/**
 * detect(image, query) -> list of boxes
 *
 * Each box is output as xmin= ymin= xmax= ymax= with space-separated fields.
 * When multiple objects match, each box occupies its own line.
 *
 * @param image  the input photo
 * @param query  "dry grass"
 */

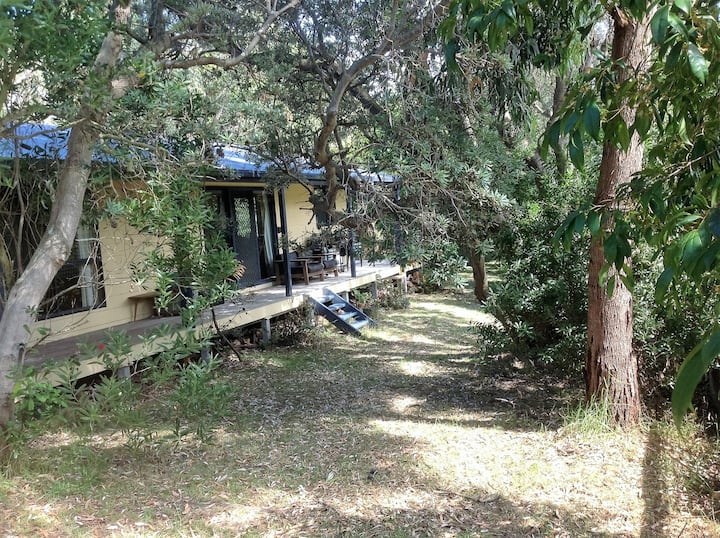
xmin=1 ymin=289 xmax=719 ymax=537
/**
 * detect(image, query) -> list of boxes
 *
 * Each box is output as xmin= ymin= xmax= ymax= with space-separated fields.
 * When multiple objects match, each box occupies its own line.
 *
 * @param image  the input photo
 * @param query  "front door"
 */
xmin=230 ymin=193 xmax=262 ymax=286
xmin=208 ymin=188 xmax=278 ymax=287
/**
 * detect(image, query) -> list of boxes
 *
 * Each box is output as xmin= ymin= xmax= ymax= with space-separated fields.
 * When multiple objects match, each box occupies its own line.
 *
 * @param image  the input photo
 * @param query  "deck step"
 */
xmin=350 ymin=319 xmax=369 ymax=331
xmin=309 ymin=288 xmax=375 ymax=336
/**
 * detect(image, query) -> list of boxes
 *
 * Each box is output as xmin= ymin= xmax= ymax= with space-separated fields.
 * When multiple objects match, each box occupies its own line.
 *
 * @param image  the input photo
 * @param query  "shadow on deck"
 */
xmin=25 ymin=261 xmax=407 ymax=380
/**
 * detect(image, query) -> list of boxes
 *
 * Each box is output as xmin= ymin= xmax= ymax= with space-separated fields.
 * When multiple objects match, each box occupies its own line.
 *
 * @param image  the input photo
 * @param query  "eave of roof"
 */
xmin=1 ymin=125 xmax=397 ymax=185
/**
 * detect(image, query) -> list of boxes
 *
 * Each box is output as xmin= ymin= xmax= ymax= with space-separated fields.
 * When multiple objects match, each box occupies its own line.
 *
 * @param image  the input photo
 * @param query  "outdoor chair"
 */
xmin=274 ymin=251 xmax=325 ymax=285
xmin=312 ymin=247 xmax=340 ymax=277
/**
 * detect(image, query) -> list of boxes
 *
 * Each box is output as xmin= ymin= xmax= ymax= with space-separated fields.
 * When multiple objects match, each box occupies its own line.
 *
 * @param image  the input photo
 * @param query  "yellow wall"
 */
xmin=32 ymin=218 xmax=159 ymax=345
xmin=282 ymin=184 xmax=347 ymax=247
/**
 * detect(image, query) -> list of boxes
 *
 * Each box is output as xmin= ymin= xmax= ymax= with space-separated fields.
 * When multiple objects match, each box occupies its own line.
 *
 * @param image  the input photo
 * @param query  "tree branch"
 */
xmin=160 ymin=0 xmax=301 ymax=69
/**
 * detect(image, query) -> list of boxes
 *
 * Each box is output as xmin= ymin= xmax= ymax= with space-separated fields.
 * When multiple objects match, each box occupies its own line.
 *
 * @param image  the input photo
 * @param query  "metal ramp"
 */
xmin=309 ymin=288 xmax=375 ymax=335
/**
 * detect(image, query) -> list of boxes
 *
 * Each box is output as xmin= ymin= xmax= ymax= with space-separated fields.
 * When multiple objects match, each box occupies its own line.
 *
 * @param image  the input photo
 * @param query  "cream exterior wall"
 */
xmin=32 ymin=218 xmax=159 ymax=345
xmin=282 ymin=184 xmax=347 ymax=247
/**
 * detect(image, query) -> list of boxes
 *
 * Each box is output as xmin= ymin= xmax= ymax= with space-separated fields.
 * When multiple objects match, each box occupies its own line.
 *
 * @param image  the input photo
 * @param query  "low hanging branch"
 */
xmin=307 ymin=1 xmax=451 ymax=219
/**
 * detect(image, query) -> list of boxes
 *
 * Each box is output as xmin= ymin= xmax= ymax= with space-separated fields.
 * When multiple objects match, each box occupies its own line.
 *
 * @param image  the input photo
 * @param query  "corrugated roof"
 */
xmin=0 ymin=124 xmax=397 ymax=183
xmin=0 ymin=123 xmax=69 ymax=159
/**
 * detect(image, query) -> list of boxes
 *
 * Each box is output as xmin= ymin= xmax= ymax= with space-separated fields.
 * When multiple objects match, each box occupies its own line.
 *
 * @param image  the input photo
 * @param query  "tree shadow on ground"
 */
xmin=640 ymin=427 xmax=671 ymax=538
xmin=2 ymin=291 xmax=681 ymax=536
xmin=6 ymin=417 xmax=638 ymax=537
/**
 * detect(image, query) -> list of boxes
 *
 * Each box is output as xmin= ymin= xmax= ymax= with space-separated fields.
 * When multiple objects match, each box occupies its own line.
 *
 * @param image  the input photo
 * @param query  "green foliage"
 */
xmin=1 ymin=1 xmax=111 ymax=117
xmin=422 ymin=242 xmax=469 ymax=291
xmin=351 ymin=281 xmax=410 ymax=314
xmin=12 ymin=367 xmax=70 ymax=422
xmin=481 ymin=193 xmax=589 ymax=371
xmin=445 ymin=0 xmax=720 ymax=425
xmin=123 ymin=170 xmax=239 ymax=327
xmin=362 ymin=79 xmax=527 ymax=283
xmin=562 ymin=397 xmax=614 ymax=436
xmin=167 ymin=358 xmax=235 ymax=443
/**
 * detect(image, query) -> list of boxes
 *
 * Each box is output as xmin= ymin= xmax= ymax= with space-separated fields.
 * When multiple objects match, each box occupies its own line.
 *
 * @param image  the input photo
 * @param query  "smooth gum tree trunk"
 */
xmin=585 ymin=9 xmax=650 ymax=427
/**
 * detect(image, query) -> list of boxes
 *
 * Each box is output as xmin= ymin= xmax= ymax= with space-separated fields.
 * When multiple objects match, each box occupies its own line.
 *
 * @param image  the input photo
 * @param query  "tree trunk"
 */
xmin=585 ymin=9 xmax=649 ymax=427
xmin=469 ymin=251 xmax=489 ymax=302
xmin=0 ymin=7 xmax=130 ymax=430
xmin=0 ymin=124 xmax=95 ymax=427
xmin=550 ymin=75 xmax=568 ymax=178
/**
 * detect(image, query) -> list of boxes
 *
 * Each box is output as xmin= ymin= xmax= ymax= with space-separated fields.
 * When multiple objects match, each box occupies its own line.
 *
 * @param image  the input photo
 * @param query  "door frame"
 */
xmin=206 ymin=187 xmax=278 ymax=287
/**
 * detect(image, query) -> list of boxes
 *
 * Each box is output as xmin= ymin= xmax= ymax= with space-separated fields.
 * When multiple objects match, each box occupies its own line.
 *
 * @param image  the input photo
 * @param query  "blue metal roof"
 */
xmin=215 ymin=147 xmax=271 ymax=176
xmin=1 ymin=124 xmax=397 ymax=183
xmin=0 ymin=124 xmax=70 ymax=160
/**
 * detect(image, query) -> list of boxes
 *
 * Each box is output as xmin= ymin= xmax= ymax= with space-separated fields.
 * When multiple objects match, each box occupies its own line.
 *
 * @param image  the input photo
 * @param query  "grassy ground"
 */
xmin=1 ymin=288 xmax=719 ymax=537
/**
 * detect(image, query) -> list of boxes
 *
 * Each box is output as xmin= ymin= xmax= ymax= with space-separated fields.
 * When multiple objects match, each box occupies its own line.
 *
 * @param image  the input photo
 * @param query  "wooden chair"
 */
xmin=274 ymin=252 xmax=326 ymax=285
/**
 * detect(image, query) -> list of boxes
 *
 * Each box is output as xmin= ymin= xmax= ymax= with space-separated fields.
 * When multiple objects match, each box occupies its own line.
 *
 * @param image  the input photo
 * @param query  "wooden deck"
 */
xmin=25 ymin=261 xmax=407 ymax=380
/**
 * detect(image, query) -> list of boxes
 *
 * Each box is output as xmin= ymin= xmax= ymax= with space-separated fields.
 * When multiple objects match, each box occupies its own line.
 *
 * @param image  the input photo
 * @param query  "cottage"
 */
xmin=0 ymin=124 xmax=408 ymax=379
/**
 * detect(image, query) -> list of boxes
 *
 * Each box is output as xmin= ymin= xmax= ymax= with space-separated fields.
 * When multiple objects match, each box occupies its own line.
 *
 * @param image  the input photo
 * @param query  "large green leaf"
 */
xmin=687 ymin=43 xmax=708 ymax=84
xmin=583 ymin=102 xmax=601 ymax=141
xmin=587 ymin=210 xmax=601 ymax=235
xmin=651 ymin=5 xmax=670 ymax=44
xmin=607 ymin=116 xmax=631 ymax=150
xmin=655 ymin=266 xmax=674 ymax=303
xmin=674 ymin=0 xmax=692 ymax=14
xmin=707 ymin=207 xmax=720 ymax=237
xmin=543 ymin=119 xmax=563 ymax=154
xmin=680 ymin=229 xmax=703 ymax=265
xmin=568 ymin=129 xmax=584 ymax=169
xmin=444 ymin=39 xmax=460 ymax=71
xmin=673 ymin=328 xmax=720 ymax=427
xmin=604 ymin=234 xmax=618 ymax=266
xmin=633 ymin=105 xmax=652 ymax=139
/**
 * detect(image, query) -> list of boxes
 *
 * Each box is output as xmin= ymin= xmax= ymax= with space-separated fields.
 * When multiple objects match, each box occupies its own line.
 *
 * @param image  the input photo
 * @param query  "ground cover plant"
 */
xmin=1 ymin=288 xmax=719 ymax=537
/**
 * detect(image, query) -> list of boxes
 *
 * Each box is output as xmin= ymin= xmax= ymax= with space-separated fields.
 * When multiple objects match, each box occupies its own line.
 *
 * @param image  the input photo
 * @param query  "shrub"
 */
xmin=422 ymin=241 xmax=469 ymax=291
xmin=480 ymin=200 xmax=588 ymax=374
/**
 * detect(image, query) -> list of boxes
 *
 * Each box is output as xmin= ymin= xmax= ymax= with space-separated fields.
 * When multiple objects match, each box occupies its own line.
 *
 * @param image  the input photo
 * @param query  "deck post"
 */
xmin=261 ymin=318 xmax=271 ymax=344
xmin=305 ymin=299 xmax=316 ymax=327
xmin=278 ymin=187 xmax=293 ymax=297
xmin=348 ymin=191 xmax=357 ymax=278
xmin=116 ymin=365 xmax=131 ymax=379
xmin=370 ymin=281 xmax=378 ymax=300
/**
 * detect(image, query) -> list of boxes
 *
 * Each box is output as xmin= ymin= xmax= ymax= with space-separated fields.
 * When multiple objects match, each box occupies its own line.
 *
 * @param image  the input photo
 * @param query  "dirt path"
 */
xmin=2 ymin=291 xmax=718 ymax=537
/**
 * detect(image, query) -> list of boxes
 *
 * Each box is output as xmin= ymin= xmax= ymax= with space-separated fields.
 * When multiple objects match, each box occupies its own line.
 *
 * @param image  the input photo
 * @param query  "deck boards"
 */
xmin=24 ymin=262 xmax=405 ymax=378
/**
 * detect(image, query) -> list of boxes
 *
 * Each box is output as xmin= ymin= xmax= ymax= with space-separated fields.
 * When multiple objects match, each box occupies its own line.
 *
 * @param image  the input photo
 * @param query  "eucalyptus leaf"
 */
xmin=655 ymin=266 xmax=674 ymax=303
xmin=604 ymin=234 xmax=618 ymax=266
xmin=650 ymin=5 xmax=669 ymax=44
xmin=587 ymin=210 xmax=601 ymax=235
xmin=615 ymin=118 xmax=631 ymax=151
xmin=674 ymin=0 xmax=692 ymax=15
xmin=568 ymin=129 xmax=584 ymax=169
xmin=633 ymin=105 xmax=652 ymax=138
xmin=707 ymin=208 xmax=720 ymax=237
xmin=673 ymin=329 xmax=720 ymax=427
xmin=583 ymin=102 xmax=601 ymax=141
xmin=687 ymin=43 xmax=708 ymax=84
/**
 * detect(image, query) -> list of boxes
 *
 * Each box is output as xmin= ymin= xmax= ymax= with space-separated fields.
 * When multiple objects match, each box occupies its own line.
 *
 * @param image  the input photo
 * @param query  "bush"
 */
xmin=422 ymin=242 xmax=469 ymax=291
xmin=480 ymin=199 xmax=588 ymax=374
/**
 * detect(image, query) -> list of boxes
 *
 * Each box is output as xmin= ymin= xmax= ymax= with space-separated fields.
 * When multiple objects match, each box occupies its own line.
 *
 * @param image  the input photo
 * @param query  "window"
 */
xmin=41 ymin=225 xmax=105 ymax=318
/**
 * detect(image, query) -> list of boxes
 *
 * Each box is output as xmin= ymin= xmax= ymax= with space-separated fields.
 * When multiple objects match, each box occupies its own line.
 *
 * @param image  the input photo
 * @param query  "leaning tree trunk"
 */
xmin=0 ymin=126 xmax=95 ymax=428
xmin=585 ymin=9 xmax=650 ymax=427
xmin=0 ymin=11 xmax=129 ymax=431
